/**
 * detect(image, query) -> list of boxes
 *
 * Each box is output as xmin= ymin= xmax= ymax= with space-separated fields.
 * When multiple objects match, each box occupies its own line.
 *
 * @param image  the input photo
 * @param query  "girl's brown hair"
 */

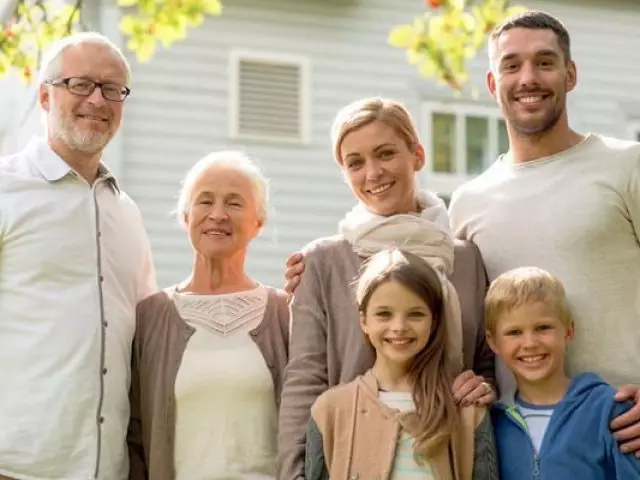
xmin=356 ymin=249 xmax=458 ymax=462
xmin=331 ymin=97 xmax=420 ymax=165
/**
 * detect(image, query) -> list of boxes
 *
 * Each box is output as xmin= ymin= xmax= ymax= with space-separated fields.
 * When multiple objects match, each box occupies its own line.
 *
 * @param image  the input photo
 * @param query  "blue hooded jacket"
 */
xmin=491 ymin=372 xmax=640 ymax=479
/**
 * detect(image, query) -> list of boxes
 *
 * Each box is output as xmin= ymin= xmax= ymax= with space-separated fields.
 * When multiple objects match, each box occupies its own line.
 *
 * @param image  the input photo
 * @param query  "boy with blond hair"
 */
xmin=485 ymin=267 xmax=640 ymax=479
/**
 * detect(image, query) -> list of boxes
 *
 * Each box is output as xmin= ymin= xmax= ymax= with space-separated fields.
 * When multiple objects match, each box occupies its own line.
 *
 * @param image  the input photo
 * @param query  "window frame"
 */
xmin=421 ymin=101 xmax=507 ymax=195
xmin=228 ymin=49 xmax=311 ymax=145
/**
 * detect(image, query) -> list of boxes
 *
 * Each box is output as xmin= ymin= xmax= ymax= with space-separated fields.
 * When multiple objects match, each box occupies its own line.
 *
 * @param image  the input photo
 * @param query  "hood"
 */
xmin=496 ymin=372 xmax=608 ymax=411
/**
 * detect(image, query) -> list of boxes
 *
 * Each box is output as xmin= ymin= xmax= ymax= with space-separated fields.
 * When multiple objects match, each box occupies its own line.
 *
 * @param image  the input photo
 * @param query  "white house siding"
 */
xmin=101 ymin=0 xmax=640 ymax=288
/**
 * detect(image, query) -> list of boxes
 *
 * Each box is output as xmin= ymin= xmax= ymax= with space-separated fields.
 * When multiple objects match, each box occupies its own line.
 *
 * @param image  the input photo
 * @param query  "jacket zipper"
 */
xmin=505 ymin=406 xmax=541 ymax=480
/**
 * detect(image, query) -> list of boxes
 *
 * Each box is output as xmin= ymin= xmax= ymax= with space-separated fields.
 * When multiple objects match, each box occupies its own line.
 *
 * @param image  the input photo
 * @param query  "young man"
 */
xmin=0 ymin=33 xmax=156 ymax=479
xmin=485 ymin=267 xmax=640 ymax=479
xmin=283 ymin=10 xmax=640 ymax=457
xmin=447 ymin=10 xmax=640 ymax=453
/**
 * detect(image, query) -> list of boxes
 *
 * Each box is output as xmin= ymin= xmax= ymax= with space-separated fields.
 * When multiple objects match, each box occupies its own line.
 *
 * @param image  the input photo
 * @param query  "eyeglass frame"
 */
xmin=44 ymin=77 xmax=132 ymax=102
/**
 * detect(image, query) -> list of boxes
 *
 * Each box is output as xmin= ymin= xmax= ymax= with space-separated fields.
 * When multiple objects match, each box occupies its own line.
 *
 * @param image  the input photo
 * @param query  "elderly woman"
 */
xmin=127 ymin=151 xmax=289 ymax=480
xmin=277 ymin=97 xmax=496 ymax=479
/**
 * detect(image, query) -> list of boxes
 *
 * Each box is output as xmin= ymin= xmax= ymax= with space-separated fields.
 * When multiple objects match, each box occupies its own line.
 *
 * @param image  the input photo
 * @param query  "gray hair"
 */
xmin=38 ymin=31 xmax=132 ymax=85
xmin=176 ymin=150 xmax=270 ymax=228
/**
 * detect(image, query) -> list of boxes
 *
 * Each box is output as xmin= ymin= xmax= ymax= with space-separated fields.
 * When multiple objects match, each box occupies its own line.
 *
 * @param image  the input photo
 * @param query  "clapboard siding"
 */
xmin=106 ymin=0 xmax=640 ymax=288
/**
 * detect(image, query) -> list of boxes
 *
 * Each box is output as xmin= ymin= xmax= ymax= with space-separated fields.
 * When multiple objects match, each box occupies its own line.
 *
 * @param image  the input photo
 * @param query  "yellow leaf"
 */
xmin=138 ymin=0 xmax=157 ymax=16
xmin=407 ymin=48 xmax=423 ymax=65
xmin=461 ymin=12 xmax=476 ymax=31
xmin=184 ymin=11 xmax=205 ymax=26
xmin=428 ymin=15 xmax=445 ymax=36
xmin=388 ymin=24 xmax=415 ymax=48
xmin=134 ymin=38 xmax=156 ymax=62
xmin=155 ymin=24 xmax=176 ymax=47
xmin=448 ymin=0 xmax=464 ymax=11
xmin=419 ymin=58 xmax=437 ymax=77
xmin=120 ymin=16 xmax=138 ymax=35
xmin=127 ymin=36 xmax=140 ymax=52
xmin=202 ymin=0 xmax=222 ymax=15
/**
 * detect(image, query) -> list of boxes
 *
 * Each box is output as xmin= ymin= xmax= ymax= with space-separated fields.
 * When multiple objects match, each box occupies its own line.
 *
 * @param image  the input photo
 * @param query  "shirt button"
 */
xmin=99 ymin=275 xmax=104 ymax=282
xmin=103 ymin=321 xmax=108 ymax=327
xmin=99 ymin=416 xmax=104 ymax=424
xmin=250 ymin=331 xmax=257 ymax=337
xmin=102 ymin=368 xmax=108 ymax=375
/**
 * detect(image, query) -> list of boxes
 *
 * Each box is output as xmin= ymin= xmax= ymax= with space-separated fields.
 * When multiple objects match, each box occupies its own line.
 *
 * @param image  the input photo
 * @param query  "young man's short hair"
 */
xmin=488 ymin=10 xmax=572 ymax=64
xmin=485 ymin=266 xmax=573 ymax=333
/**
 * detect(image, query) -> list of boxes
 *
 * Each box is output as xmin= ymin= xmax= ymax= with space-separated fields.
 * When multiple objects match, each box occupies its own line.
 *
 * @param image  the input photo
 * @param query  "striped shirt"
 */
xmin=379 ymin=391 xmax=435 ymax=479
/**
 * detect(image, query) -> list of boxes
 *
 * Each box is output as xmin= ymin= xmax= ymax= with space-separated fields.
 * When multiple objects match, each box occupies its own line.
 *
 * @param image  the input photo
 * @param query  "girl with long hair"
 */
xmin=304 ymin=249 xmax=497 ymax=480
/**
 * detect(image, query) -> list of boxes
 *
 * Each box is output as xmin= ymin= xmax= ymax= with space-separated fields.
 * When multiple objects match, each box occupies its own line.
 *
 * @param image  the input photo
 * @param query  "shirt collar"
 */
xmin=27 ymin=137 xmax=120 ymax=192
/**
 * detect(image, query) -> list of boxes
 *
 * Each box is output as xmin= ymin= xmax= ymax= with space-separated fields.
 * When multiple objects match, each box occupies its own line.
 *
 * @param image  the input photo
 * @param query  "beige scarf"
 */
xmin=339 ymin=190 xmax=463 ymax=374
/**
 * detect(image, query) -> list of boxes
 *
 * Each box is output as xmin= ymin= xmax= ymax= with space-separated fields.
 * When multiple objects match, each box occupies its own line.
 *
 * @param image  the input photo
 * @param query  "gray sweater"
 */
xmin=276 ymin=235 xmax=493 ymax=480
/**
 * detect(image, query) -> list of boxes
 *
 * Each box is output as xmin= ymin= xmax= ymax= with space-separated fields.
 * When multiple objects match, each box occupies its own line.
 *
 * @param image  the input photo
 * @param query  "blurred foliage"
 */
xmin=1 ymin=0 xmax=525 ymax=90
xmin=389 ymin=0 xmax=527 ymax=91
xmin=0 ymin=0 xmax=222 ymax=82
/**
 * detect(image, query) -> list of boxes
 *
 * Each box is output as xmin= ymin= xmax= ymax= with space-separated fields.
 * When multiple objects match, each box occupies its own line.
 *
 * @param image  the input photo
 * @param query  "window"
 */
xmin=229 ymin=50 xmax=310 ymax=144
xmin=421 ymin=102 xmax=509 ymax=195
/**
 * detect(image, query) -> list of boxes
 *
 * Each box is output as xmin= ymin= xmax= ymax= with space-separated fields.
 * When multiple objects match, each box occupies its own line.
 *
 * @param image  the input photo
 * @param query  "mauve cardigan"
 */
xmin=127 ymin=286 xmax=289 ymax=480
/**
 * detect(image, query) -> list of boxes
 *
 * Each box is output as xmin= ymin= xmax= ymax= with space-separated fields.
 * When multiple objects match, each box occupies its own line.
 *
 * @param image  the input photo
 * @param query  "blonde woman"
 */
xmin=278 ymin=98 xmax=495 ymax=479
xmin=128 ymin=151 xmax=289 ymax=480
xmin=306 ymin=249 xmax=497 ymax=479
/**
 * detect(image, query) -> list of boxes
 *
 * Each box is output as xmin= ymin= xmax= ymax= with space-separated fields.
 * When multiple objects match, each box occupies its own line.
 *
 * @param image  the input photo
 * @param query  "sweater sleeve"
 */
xmin=277 ymin=253 xmax=329 ymax=480
xmin=472 ymin=412 xmax=499 ymax=480
xmin=606 ymin=400 xmax=640 ymax=478
xmin=305 ymin=417 xmax=330 ymax=480
xmin=127 ymin=328 xmax=148 ymax=480
xmin=469 ymin=243 xmax=496 ymax=392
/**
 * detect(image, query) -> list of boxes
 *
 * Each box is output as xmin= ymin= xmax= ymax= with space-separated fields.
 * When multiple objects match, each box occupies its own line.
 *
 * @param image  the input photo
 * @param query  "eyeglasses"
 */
xmin=45 ymin=77 xmax=131 ymax=102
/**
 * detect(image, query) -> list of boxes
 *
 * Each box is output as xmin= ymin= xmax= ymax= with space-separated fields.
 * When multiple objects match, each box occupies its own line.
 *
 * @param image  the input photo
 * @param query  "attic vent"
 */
xmin=230 ymin=51 xmax=310 ymax=143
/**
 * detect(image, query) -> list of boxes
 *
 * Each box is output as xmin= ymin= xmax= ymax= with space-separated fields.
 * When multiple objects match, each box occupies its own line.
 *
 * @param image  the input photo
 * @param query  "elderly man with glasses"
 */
xmin=0 ymin=32 xmax=156 ymax=480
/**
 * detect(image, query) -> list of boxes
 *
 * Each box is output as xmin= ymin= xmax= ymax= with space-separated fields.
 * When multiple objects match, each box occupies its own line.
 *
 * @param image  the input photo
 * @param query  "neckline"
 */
xmin=172 ymin=283 xmax=263 ymax=297
xmin=515 ymin=393 xmax=559 ymax=410
xmin=166 ymin=285 xmax=274 ymax=338
xmin=500 ymin=133 xmax=595 ymax=169
xmin=174 ymin=285 xmax=265 ymax=299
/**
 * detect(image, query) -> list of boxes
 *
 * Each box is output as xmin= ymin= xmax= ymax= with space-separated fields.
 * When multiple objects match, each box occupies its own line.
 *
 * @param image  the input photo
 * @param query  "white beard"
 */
xmin=48 ymin=102 xmax=111 ymax=154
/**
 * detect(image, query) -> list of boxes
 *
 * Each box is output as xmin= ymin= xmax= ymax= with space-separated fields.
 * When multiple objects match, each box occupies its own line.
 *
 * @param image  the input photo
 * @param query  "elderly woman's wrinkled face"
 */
xmin=185 ymin=164 xmax=263 ymax=259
